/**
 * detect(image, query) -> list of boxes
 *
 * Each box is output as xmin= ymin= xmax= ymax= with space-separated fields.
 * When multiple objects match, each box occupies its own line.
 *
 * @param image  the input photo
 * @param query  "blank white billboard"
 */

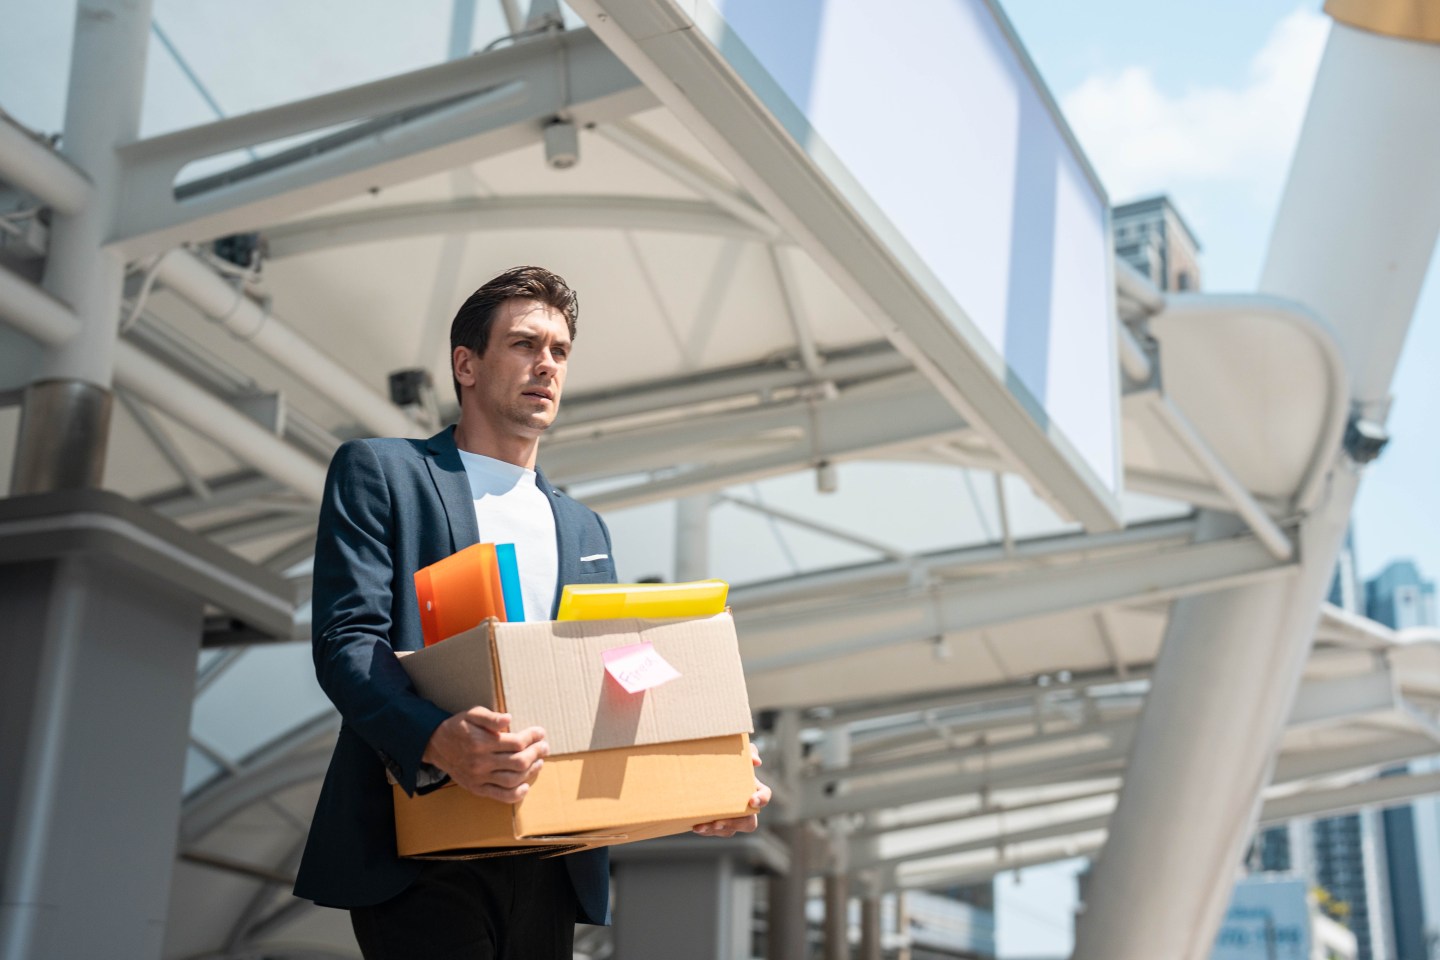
xmin=704 ymin=0 xmax=1121 ymax=500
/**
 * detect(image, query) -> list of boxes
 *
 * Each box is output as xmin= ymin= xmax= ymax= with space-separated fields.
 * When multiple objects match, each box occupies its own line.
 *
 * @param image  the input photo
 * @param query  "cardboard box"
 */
xmin=394 ymin=612 xmax=756 ymax=857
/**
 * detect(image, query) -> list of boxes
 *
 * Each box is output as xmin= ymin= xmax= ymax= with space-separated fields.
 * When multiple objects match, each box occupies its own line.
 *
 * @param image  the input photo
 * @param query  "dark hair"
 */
xmin=448 ymin=266 xmax=579 ymax=405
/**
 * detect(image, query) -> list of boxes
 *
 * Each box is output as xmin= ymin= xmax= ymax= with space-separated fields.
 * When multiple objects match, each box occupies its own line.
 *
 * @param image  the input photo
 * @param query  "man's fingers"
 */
xmin=749 ymin=743 xmax=762 ymax=767
xmin=506 ymin=731 xmax=550 ymax=754
xmin=489 ymin=725 xmax=547 ymax=752
xmin=486 ymin=743 xmax=547 ymax=774
xmin=751 ymin=780 xmax=772 ymax=810
xmin=485 ymin=764 xmax=538 ymax=789
xmin=475 ymin=780 xmax=531 ymax=804
xmin=693 ymin=814 xmax=758 ymax=837
xmin=460 ymin=707 xmax=512 ymax=734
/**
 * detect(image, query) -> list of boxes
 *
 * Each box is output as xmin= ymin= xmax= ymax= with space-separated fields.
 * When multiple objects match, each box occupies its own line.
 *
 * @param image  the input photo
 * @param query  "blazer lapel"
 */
xmin=424 ymin=426 xmax=479 ymax=553
xmin=536 ymin=467 xmax=576 ymax=619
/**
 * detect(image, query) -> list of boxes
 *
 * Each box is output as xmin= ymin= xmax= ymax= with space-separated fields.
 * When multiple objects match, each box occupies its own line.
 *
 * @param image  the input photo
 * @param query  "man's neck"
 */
xmin=452 ymin=417 xmax=540 ymax=470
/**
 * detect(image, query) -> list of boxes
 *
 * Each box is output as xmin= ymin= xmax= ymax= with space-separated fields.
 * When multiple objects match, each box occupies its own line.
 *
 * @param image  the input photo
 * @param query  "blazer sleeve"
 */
xmin=311 ymin=439 xmax=451 ymax=795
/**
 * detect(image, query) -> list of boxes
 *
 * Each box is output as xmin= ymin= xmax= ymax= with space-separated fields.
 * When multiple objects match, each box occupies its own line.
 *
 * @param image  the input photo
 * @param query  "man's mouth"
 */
xmin=522 ymin=387 xmax=554 ymax=401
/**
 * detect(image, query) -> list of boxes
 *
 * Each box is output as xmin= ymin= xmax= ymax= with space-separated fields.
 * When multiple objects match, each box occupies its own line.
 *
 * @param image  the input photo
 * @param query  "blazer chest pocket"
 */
xmin=575 ymin=553 xmax=614 ymax=583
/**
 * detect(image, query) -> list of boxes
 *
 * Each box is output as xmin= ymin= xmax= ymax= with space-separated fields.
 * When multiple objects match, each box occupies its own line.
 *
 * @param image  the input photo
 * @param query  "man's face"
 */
xmin=453 ymin=298 xmax=571 ymax=438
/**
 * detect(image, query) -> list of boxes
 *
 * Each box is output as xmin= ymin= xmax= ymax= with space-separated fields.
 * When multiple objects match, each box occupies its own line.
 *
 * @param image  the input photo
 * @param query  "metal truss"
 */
xmin=111 ymin=28 xmax=655 ymax=255
xmin=263 ymin=194 xmax=774 ymax=258
xmin=739 ymin=527 xmax=1296 ymax=676
xmin=549 ymin=372 xmax=967 ymax=494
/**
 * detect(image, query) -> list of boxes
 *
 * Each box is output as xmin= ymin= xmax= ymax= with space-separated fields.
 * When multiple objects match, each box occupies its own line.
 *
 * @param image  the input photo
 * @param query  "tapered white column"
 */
xmin=1075 ymin=16 xmax=1440 ymax=960
xmin=675 ymin=493 xmax=713 ymax=582
xmin=11 ymin=0 xmax=154 ymax=492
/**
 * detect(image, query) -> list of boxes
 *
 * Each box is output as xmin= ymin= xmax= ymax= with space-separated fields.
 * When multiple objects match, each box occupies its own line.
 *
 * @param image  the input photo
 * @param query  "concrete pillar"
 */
xmin=1074 ymin=17 xmax=1440 ymax=960
xmin=767 ymin=822 xmax=810 ymax=960
xmin=11 ymin=0 xmax=153 ymax=491
xmin=820 ymin=729 xmax=852 ymax=960
xmin=0 ymin=491 xmax=291 ymax=960
xmin=675 ymin=493 xmax=712 ymax=582
xmin=613 ymin=853 xmax=755 ymax=960
xmin=857 ymin=891 xmax=881 ymax=960
xmin=822 ymin=872 xmax=849 ymax=960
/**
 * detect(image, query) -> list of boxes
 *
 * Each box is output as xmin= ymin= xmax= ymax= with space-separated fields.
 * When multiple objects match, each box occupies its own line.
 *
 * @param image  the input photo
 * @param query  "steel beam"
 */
xmin=718 ymin=493 xmax=907 ymax=561
xmin=1286 ymin=667 xmax=1398 ymax=730
xmin=0 ymin=114 xmax=91 ymax=214
xmin=155 ymin=249 xmax=420 ymax=439
xmin=803 ymin=737 xmax=1133 ymax=821
xmin=859 ymin=786 xmax=1122 ymax=841
xmin=1146 ymin=393 xmax=1293 ymax=560
xmin=554 ymin=373 xmax=971 ymax=507
xmin=1259 ymin=769 xmax=1440 ymax=826
xmin=895 ymin=834 xmax=1107 ymax=892
xmin=180 ymin=714 xmax=337 ymax=845
xmin=113 ymin=29 xmax=654 ymax=254
xmin=740 ymin=528 xmax=1296 ymax=675
xmin=732 ymin=517 xmax=1198 ymax=613
xmin=598 ymin=120 xmax=781 ymax=237
xmin=866 ymin=812 xmax=1113 ymax=875
xmin=816 ymin=716 xmax=1138 ymax=790
xmin=1272 ymin=732 xmax=1440 ymax=786
xmin=810 ymin=666 xmax=1154 ymax=733
xmin=555 ymin=340 xmax=909 ymax=427
xmin=264 ymin=194 xmax=771 ymax=258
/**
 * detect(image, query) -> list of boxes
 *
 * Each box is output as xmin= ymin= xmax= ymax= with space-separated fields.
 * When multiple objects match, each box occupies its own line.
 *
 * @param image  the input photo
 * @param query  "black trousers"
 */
xmin=350 ymin=855 xmax=579 ymax=960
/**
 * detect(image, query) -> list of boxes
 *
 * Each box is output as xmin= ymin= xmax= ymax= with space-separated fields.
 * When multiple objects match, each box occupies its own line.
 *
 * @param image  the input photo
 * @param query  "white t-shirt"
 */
xmin=457 ymin=449 xmax=558 ymax=622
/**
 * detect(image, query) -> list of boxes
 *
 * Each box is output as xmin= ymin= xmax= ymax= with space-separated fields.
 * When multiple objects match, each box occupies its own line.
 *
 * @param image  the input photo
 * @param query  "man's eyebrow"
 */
xmin=509 ymin=327 xmax=572 ymax=349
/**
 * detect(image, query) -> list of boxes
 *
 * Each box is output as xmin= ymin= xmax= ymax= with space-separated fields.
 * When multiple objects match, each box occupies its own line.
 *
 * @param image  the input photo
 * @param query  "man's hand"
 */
xmin=422 ymin=706 xmax=549 ymax=803
xmin=693 ymin=742 xmax=771 ymax=838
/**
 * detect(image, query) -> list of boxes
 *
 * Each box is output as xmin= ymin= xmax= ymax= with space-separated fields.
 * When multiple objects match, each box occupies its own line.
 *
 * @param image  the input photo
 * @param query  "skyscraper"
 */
xmin=1369 ymin=562 xmax=1440 ymax=960
xmin=1112 ymin=195 xmax=1203 ymax=292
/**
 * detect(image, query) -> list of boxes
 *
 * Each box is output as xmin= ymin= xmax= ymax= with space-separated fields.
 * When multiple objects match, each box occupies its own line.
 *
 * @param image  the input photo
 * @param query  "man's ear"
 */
xmin=453 ymin=345 xmax=477 ymax=389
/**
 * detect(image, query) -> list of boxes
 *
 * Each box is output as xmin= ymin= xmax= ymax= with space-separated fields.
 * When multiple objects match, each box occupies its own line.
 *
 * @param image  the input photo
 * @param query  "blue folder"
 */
xmin=494 ymin=542 xmax=525 ymax=622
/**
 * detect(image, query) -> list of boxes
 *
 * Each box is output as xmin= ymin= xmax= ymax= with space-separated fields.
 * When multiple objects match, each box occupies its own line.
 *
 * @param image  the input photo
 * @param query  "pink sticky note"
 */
xmin=602 ymin=641 xmax=681 ymax=693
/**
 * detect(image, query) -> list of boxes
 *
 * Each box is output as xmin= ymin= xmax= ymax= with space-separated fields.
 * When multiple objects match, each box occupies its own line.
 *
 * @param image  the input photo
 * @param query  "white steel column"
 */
xmin=675 ymin=493 xmax=712 ymax=582
xmin=821 ymin=730 xmax=852 ymax=960
xmin=1074 ymin=17 xmax=1440 ymax=960
xmin=11 ymin=0 xmax=154 ymax=492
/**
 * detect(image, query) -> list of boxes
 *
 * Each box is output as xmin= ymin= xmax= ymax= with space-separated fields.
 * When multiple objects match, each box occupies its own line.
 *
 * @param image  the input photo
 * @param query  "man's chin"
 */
xmin=504 ymin=411 xmax=555 ymax=435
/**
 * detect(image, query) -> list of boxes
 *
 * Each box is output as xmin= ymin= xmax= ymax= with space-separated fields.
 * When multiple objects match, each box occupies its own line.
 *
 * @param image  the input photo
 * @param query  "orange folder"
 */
xmin=415 ymin=542 xmax=507 ymax=646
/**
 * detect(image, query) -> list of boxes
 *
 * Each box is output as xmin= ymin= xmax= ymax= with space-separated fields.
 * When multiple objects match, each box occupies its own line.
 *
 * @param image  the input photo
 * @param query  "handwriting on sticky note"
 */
xmin=602 ymin=642 xmax=681 ymax=693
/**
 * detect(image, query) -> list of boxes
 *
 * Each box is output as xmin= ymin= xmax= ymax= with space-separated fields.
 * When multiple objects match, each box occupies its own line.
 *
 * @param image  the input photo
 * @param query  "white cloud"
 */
xmin=1060 ymin=8 xmax=1329 ymax=202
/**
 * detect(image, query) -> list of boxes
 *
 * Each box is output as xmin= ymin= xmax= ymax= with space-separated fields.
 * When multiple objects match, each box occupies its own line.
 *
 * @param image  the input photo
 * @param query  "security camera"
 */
xmin=1343 ymin=413 xmax=1389 ymax=465
xmin=544 ymin=119 xmax=579 ymax=170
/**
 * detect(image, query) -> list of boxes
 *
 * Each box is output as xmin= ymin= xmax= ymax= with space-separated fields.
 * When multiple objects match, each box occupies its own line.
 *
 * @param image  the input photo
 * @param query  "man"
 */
xmin=294 ymin=266 xmax=769 ymax=959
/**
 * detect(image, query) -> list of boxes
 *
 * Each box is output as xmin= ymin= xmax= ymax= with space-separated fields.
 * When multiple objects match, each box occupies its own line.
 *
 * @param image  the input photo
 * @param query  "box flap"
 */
xmin=394 ymin=622 xmax=499 ymax=714
xmin=492 ymin=612 xmax=753 ymax=756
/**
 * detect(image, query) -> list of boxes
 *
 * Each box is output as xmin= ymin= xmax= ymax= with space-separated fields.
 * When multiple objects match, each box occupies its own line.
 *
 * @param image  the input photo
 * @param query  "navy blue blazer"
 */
xmin=294 ymin=426 xmax=616 ymax=923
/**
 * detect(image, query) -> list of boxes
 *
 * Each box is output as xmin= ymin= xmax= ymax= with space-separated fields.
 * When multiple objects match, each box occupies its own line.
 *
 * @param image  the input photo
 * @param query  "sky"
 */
xmin=992 ymin=2 xmax=1440 ymax=954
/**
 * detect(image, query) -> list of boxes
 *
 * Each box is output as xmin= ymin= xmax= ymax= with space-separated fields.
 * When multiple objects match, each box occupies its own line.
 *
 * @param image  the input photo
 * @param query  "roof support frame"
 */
xmin=740 ymin=528 xmax=1297 ymax=677
xmin=112 ymin=28 xmax=655 ymax=254
xmin=262 ymin=194 xmax=774 ymax=257
xmin=555 ymin=373 xmax=971 ymax=504
xmin=117 ymin=388 xmax=213 ymax=502
xmin=597 ymin=119 xmax=780 ymax=237
xmin=568 ymin=0 xmax=1126 ymax=531
xmin=717 ymin=492 xmax=908 ymax=562
xmin=0 ymin=112 xmax=91 ymax=214
xmin=1144 ymin=391 xmax=1294 ymax=560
